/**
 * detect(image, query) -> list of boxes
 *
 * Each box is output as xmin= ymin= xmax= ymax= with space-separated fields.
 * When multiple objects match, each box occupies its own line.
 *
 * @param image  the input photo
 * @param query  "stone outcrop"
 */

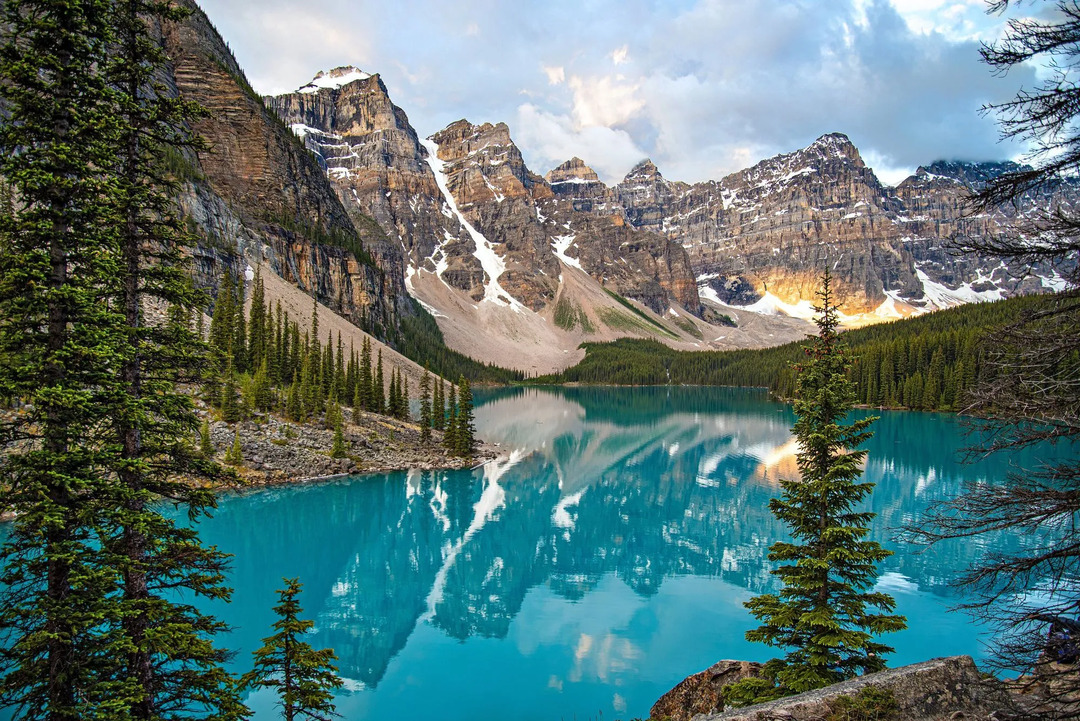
xmin=674 ymin=656 xmax=1020 ymax=721
xmin=650 ymin=660 xmax=763 ymax=721
xmin=164 ymin=3 xmax=405 ymax=336
xmin=205 ymin=408 xmax=493 ymax=487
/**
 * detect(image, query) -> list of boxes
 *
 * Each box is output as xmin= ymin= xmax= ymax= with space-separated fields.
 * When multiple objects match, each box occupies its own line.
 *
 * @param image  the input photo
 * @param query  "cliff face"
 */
xmin=616 ymin=134 xmax=1078 ymax=317
xmin=265 ymin=76 xmax=711 ymax=371
xmin=162 ymin=8 xmax=405 ymax=337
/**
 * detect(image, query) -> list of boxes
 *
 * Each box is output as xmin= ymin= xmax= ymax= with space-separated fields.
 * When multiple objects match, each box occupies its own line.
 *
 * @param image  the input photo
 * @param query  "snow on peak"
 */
xmin=298 ymin=66 xmax=371 ymax=94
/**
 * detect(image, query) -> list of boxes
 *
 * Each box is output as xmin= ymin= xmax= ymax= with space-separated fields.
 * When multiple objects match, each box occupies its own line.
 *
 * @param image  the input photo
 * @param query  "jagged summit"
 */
xmin=624 ymin=158 xmax=663 ymax=182
xmin=545 ymin=157 xmax=602 ymax=185
xmin=803 ymin=132 xmax=863 ymax=165
xmin=298 ymin=65 xmax=372 ymax=93
xmin=913 ymin=159 xmax=1025 ymax=188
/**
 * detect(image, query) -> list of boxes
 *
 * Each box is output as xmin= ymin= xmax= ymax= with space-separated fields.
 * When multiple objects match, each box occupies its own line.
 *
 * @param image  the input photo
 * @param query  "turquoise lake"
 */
xmin=192 ymin=385 xmax=1051 ymax=720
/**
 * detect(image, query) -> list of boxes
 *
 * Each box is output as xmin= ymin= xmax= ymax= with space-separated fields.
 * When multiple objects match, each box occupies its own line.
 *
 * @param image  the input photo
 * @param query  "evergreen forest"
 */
xmin=534 ymin=293 xmax=1058 ymax=412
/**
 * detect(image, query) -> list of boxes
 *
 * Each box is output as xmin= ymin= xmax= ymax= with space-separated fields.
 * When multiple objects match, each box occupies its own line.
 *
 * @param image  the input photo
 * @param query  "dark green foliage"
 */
xmin=419 ymin=370 xmax=432 ymax=443
xmin=0 ymin=1 xmax=246 ymax=717
xmin=330 ymin=412 xmax=346 ymax=459
xmin=397 ymin=300 xmax=523 ymax=384
xmin=241 ymin=579 xmax=342 ymax=721
xmin=358 ymin=337 xmax=373 ymax=412
xmin=225 ymin=431 xmax=243 ymax=466
xmin=0 ymin=2 xmax=125 ymax=714
xmin=454 ymin=376 xmax=475 ymax=459
xmin=200 ymin=418 xmax=214 ymax=458
xmin=538 ymin=293 xmax=1055 ymax=412
xmin=733 ymin=270 xmax=905 ymax=703
xmin=373 ymin=351 xmax=385 ymax=414
xmin=432 ymin=378 xmax=445 ymax=431
xmin=444 ymin=384 xmax=459 ymax=453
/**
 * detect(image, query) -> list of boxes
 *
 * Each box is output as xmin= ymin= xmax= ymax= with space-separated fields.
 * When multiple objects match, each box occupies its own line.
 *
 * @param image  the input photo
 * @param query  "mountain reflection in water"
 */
xmin=195 ymin=386 xmax=1039 ymax=720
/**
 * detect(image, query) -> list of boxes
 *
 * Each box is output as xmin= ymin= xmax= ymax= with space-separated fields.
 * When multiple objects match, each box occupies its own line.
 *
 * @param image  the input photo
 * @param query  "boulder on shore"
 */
xmin=654 ymin=656 xmax=1021 ymax=721
xmin=650 ymin=660 xmax=763 ymax=721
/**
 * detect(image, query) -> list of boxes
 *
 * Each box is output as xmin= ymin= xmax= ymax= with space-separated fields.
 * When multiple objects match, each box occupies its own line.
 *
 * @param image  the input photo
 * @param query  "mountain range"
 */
xmin=168 ymin=3 xmax=1077 ymax=375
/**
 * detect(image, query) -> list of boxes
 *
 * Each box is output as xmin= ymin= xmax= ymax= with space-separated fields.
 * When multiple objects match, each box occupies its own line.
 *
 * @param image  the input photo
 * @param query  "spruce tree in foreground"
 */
xmin=242 ymin=579 xmax=342 ymax=721
xmin=0 ymin=1 xmax=124 ymax=715
xmin=727 ymin=269 xmax=905 ymax=705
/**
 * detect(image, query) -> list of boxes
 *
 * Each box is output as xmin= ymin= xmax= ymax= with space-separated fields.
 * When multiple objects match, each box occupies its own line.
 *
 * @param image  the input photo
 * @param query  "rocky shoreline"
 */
xmin=201 ymin=404 xmax=501 ymax=490
xmin=651 ymin=655 xmax=1077 ymax=721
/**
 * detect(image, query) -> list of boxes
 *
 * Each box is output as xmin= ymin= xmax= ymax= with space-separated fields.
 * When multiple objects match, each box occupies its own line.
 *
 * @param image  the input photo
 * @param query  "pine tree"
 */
xmin=420 ymin=370 xmax=433 ymax=442
xmin=0 ymin=1 xmax=125 ymax=713
xmin=432 ymin=377 xmax=444 ymax=431
xmin=444 ymin=384 xmax=459 ymax=453
xmin=388 ymin=368 xmax=399 ymax=418
xmin=728 ymin=269 xmax=906 ymax=705
xmin=232 ymin=274 xmax=247 ymax=373
xmin=455 ymin=376 xmax=474 ymax=458
xmin=400 ymin=374 xmax=410 ymax=421
xmin=225 ymin=431 xmax=244 ymax=466
xmin=221 ymin=355 xmax=242 ymax=423
xmin=100 ymin=2 xmax=249 ymax=714
xmin=249 ymin=268 xmax=266 ymax=370
xmin=287 ymin=370 xmax=304 ymax=423
xmin=200 ymin=418 xmax=214 ymax=458
xmin=359 ymin=337 xmax=373 ymax=411
xmin=241 ymin=579 xmax=343 ymax=721
xmin=374 ymin=350 xmax=385 ymax=415
xmin=331 ymin=412 xmax=347 ymax=459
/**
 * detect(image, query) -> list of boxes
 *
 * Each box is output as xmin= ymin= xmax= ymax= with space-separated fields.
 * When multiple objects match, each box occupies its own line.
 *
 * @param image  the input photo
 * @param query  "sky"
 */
xmin=195 ymin=0 xmax=1038 ymax=186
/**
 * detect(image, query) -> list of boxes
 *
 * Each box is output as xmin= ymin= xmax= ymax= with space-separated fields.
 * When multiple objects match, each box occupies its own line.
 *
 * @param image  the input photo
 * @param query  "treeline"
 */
xmin=205 ymin=268 xmax=476 ymax=456
xmin=535 ymin=293 xmax=1059 ymax=412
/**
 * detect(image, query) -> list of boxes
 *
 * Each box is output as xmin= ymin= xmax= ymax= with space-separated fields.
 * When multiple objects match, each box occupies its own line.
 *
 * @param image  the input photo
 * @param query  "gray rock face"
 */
xmin=650 ymin=660 xmax=763 ymax=721
xmin=694 ymin=656 xmax=1019 ymax=721
xmin=266 ymin=79 xmax=704 ymax=319
xmin=162 ymin=9 xmax=403 ymax=335
xmin=616 ymin=134 xmax=1078 ymax=315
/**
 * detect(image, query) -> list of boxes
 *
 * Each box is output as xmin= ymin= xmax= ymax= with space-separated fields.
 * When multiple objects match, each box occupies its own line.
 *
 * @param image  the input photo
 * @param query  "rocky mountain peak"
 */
xmin=624 ymin=158 xmax=663 ymax=183
xmin=804 ymin=132 xmax=863 ymax=166
xmin=545 ymin=157 xmax=602 ymax=186
xmin=298 ymin=65 xmax=373 ymax=94
xmin=914 ymin=159 xmax=1024 ymax=189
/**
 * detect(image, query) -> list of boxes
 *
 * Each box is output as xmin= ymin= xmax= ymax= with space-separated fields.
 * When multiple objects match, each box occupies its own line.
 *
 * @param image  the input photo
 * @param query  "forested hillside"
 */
xmin=534 ymin=294 xmax=1058 ymax=412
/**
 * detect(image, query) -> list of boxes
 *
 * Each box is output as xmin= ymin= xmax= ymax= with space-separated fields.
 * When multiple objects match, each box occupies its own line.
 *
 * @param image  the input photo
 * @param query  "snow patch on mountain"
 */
xmin=915 ymin=267 xmax=1005 ymax=308
xmin=420 ymin=137 xmax=526 ymax=312
xmin=298 ymin=66 xmax=371 ymax=93
xmin=551 ymin=234 xmax=582 ymax=270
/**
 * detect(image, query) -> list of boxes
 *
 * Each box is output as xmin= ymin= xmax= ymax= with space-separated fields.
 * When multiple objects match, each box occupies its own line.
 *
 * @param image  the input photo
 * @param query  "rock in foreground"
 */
xmin=657 ymin=656 xmax=1020 ymax=721
xmin=650 ymin=660 xmax=763 ymax=721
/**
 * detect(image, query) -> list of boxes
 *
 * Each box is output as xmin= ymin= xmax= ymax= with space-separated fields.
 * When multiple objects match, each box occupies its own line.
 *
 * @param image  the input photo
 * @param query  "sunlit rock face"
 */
xmin=616 ymin=134 xmax=1079 ymax=319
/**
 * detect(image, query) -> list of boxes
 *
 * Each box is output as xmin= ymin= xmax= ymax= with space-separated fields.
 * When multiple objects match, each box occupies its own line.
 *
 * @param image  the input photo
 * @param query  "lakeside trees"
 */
xmin=0 ymin=0 xmax=245 ymax=717
xmin=728 ymin=270 xmax=905 ymax=705
xmin=536 ymin=293 xmax=1050 ymax=412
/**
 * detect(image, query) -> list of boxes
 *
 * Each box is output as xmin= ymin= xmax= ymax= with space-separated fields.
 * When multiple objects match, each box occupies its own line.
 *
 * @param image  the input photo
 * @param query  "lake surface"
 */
xmin=189 ymin=385 xmax=1055 ymax=721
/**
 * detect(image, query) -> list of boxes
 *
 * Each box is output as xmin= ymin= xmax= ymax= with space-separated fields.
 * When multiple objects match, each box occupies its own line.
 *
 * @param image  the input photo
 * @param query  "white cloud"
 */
xmin=568 ymin=74 xmax=644 ymax=128
xmin=515 ymin=103 xmax=647 ymax=183
xmin=543 ymin=65 xmax=566 ymax=85
xmin=197 ymin=0 xmax=1033 ymax=186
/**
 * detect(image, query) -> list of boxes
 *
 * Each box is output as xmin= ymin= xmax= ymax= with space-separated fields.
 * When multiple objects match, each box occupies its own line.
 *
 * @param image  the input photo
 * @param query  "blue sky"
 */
xmin=196 ymin=0 xmax=1036 ymax=186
